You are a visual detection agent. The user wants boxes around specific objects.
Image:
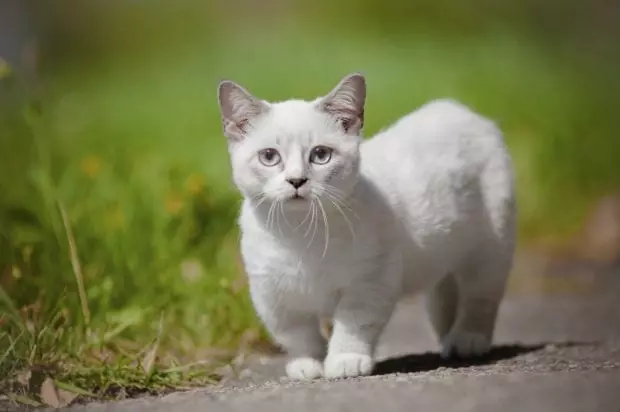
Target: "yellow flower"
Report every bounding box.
[185,173,205,195]
[165,193,184,215]
[80,155,102,178]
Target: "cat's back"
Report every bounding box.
[359,99,513,282]
[361,99,504,176]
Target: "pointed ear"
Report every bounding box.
[318,73,366,135]
[217,80,269,141]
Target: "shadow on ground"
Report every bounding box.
[373,343,587,375]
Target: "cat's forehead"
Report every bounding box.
[256,100,332,138]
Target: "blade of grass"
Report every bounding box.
[0,330,25,366]
[162,360,214,374]
[142,312,164,376]
[7,393,42,407]
[57,200,90,325]
[36,308,65,342]
[54,380,97,398]
[0,286,26,332]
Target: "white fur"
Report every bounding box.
[217,74,516,380]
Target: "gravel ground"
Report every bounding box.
[61,264,620,412]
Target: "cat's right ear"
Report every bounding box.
[318,73,366,135]
[217,80,269,142]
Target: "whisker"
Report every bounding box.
[323,184,355,203]
[303,199,314,237]
[322,184,360,220]
[295,200,314,232]
[266,201,276,231]
[276,200,285,236]
[324,191,356,243]
[253,194,268,209]
[280,200,294,229]
[316,197,330,259]
[307,200,319,249]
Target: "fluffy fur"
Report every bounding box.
[217,73,516,380]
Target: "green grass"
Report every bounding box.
[1,22,619,406]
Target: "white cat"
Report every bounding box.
[217,73,516,380]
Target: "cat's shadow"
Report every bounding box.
[372,343,580,375]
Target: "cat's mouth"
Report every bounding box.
[286,192,310,202]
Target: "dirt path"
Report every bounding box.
[65,263,620,412]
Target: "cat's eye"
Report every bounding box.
[309,146,333,165]
[258,148,281,167]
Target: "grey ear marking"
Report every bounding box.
[318,73,366,135]
[217,80,269,142]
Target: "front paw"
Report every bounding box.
[286,357,323,380]
[324,353,373,379]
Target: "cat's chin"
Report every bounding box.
[283,196,311,211]
[287,195,309,203]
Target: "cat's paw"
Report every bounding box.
[440,330,491,359]
[323,353,373,379]
[285,357,323,380]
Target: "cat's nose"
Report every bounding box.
[286,178,308,189]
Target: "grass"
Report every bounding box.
[1,22,619,407]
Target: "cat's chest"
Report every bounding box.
[243,238,363,311]
[278,258,344,313]
[242,222,369,273]
[269,247,359,288]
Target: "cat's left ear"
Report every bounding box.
[318,73,366,135]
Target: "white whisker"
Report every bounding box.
[280,201,294,229]
[296,199,314,232]
[275,200,284,236]
[324,191,356,243]
[307,200,319,249]
[322,184,360,220]
[316,197,330,259]
[266,201,276,231]
[303,202,313,238]
[253,193,268,209]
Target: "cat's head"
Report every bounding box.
[217,73,366,211]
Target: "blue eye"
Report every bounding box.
[309,146,332,165]
[258,148,281,166]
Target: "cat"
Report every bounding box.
[216,73,516,380]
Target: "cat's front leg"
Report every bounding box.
[324,269,401,379]
[250,283,327,380]
[276,313,327,380]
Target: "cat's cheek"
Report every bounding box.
[262,176,292,200]
[232,168,264,199]
[322,161,357,193]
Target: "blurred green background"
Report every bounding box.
[1,0,619,394]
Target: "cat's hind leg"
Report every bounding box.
[425,273,459,344]
[437,130,516,358]
[438,252,512,358]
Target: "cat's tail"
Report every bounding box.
[480,129,517,248]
